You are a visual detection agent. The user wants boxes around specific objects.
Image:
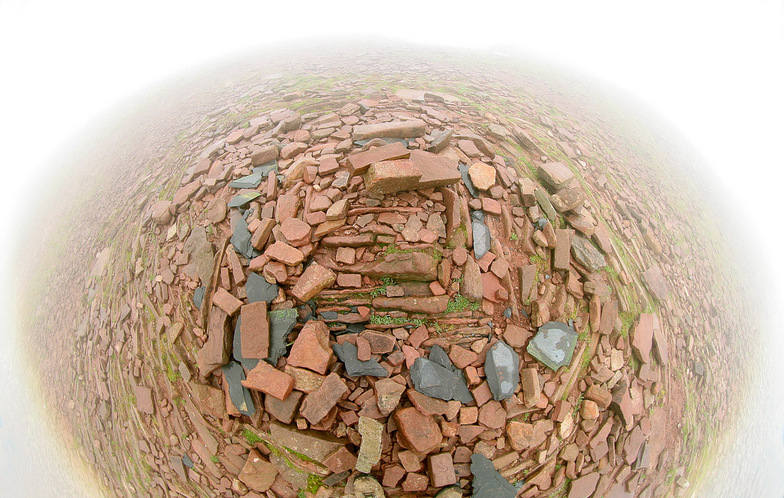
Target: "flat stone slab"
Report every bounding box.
[267,308,297,366]
[410,345,472,403]
[245,273,278,303]
[527,321,579,371]
[537,162,574,189]
[353,119,426,141]
[642,264,670,301]
[347,142,411,176]
[469,453,517,498]
[364,158,423,195]
[571,235,606,272]
[231,212,258,259]
[228,191,261,208]
[360,251,438,282]
[332,341,389,378]
[472,218,491,260]
[371,295,449,314]
[232,317,260,371]
[269,421,347,463]
[484,341,520,401]
[409,150,461,189]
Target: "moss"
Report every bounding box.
[619,311,636,337]
[210,455,219,464]
[445,294,480,313]
[243,429,263,445]
[510,233,519,241]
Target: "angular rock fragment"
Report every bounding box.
[347,142,411,176]
[642,264,670,301]
[364,158,422,195]
[238,450,277,493]
[484,340,519,401]
[361,251,438,281]
[371,295,449,314]
[291,263,336,302]
[631,313,655,363]
[467,162,496,191]
[267,308,297,365]
[394,407,442,455]
[332,342,389,378]
[356,416,384,473]
[245,272,278,303]
[537,162,574,189]
[299,372,349,425]
[472,217,491,260]
[527,321,578,371]
[269,421,347,463]
[287,320,333,375]
[373,378,406,415]
[469,453,517,498]
[570,235,606,272]
[410,346,472,403]
[242,361,294,401]
[428,452,457,488]
[222,361,256,416]
[353,119,426,141]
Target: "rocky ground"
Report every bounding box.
[17,45,755,497]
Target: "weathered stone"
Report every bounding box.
[287,320,333,375]
[184,226,214,285]
[554,228,574,270]
[240,301,269,360]
[242,361,294,400]
[472,218,491,260]
[197,306,231,375]
[373,378,406,415]
[212,288,243,316]
[585,384,612,410]
[323,446,357,474]
[364,158,423,195]
[631,313,655,364]
[222,361,256,416]
[550,181,585,212]
[371,295,449,314]
[570,235,606,272]
[469,453,517,498]
[332,342,389,378]
[353,475,385,497]
[520,367,541,407]
[251,145,279,166]
[534,187,557,220]
[265,390,303,424]
[410,346,472,403]
[265,241,305,266]
[484,341,519,401]
[361,251,438,281]
[360,330,397,354]
[468,162,495,190]
[428,129,453,153]
[353,119,426,141]
[291,263,336,302]
[568,471,599,498]
[651,314,669,365]
[300,372,349,425]
[537,162,574,189]
[356,416,384,473]
[507,420,533,451]
[245,272,278,303]
[239,450,277,493]
[642,264,670,301]
[228,191,261,208]
[394,407,442,455]
[269,421,347,463]
[135,385,154,415]
[231,212,256,259]
[279,217,311,246]
[347,141,411,175]
[151,200,172,225]
[428,452,457,488]
[610,380,634,426]
[409,150,461,189]
[527,321,578,371]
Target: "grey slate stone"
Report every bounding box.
[332,342,389,378]
[182,454,194,468]
[571,235,606,272]
[230,212,257,259]
[253,160,278,178]
[221,361,256,416]
[472,219,491,260]
[534,188,557,221]
[229,172,264,189]
[527,321,578,371]
[245,273,278,303]
[458,163,479,198]
[227,191,261,208]
[484,341,520,401]
[267,308,297,366]
[231,317,259,371]
[410,346,473,403]
[469,453,517,498]
[193,286,205,309]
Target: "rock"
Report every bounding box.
[631,313,655,363]
[267,308,297,365]
[361,251,438,281]
[520,368,541,407]
[251,145,279,166]
[472,218,491,260]
[242,361,294,400]
[240,301,269,360]
[507,420,533,451]
[478,400,506,429]
[184,226,214,285]
[554,228,574,270]
[410,346,472,403]
[364,158,423,195]
[461,256,483,303]
[371,295,449,314]
[610,380,634,426]
[265,241,305,266]
[151,200,172,225]
[580,400,600,420]
[353,119,426,140]
[347,141,411,175]
[269,421,347,463]
[332,341,389,378]
[323,446,357,474]
[222,361,256,416]
[238,450,277,493]
[291,263,336,302]
[409,150,462,189]
[534,187,557,221]
[212,288,243,316]
[228,191,261,208]
[527,321,579,371]
[374,378,406,415]
[428,129,453,153]
[537,162,574,189]
[458,139,482,157]
[197,306,231,375]
[135,385,154,415]
[230,212,256,259]
[458,163,479,197]
[469,453,517,498]
[245,273,278,303]
[584,385,612,410]
[642,264,670,300]
[353,475,385,498]
[570,235,606,272]
[279,217,311,246]
[504,324,528,348]
[568,471,599,498]
[360,330,397,354]
[394,406,442,455]
[484,341,519,401]
[229,171,264,189]
[299,372,349,425]
[651,314,669,365]
[265,390,303,424]
[287,320,332,374]
[467,162,496,190]
[428,453,457,488]
[356,417,384,473]
[550,182,585,212]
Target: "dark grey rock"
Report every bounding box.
[221,361,256,416]
[230,212,257,259]
[633,441,650,471]
[253,160,278,178]
[503,307,512,319]
[229,172,264,189]
[227,191,261,208]
[571,235,606,272]
[169,455,188,481]
[193,287,205,309]
[527,321,578,371]
[694,361,704,377]
[267,308,297,366]
[472,219,491,260]
[232,317,259,371]
[323,470,350,487]
[245,273,278,303]
[319,311,339,320]
[471,210,485,222]
[332,342,389,378]
[484,341,520,401]
[182,454,194,468]
[535,218,547,230]
[410,346,473,403]
[458,163,479,198]
[469,453,517,498]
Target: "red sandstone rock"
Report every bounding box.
[242,362,295,401]
[291,263,336,302]
[240,301,269,359]
[394,407,442,455]
[287,320,332,375]
[299,373,349,425]
[212,288,242,316]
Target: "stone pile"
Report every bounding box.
[134,84,674,497]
